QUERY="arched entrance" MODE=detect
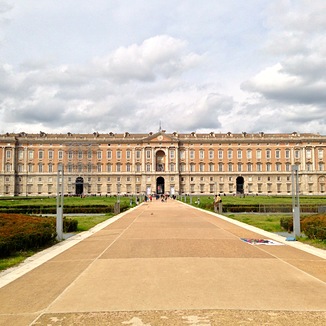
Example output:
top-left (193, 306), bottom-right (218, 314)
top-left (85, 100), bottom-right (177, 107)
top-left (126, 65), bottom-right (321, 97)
top-left (156, 177), bottom-right (165, 194)
top-left (75, 177), bottom-right (84, 195)
top-left (236, 176), bottom-right (244, 194)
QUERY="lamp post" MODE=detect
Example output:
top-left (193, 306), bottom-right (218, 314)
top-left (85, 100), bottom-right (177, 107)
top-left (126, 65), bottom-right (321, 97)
top-left (291, 165), bottom-right (301, 238)
top-left (56, 165), bottom-right (64, 241)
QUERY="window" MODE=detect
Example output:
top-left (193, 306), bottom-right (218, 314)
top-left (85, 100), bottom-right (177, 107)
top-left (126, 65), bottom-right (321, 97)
top-left (28, 164), bottom-right (33, 172)
top-left (247, 163), bottom-right (252, 172)
top-left (190, 164), bottom-right (195, 172)
top-left (38, 163), bottom-right (43, 173)
top-left (88, 150), bottom-right (92, 159)
top-left (318, 149), bottom-right (323, 160)
top-left (106, 164), bottom-right (112, 172)
top-left (318, 162), bottom-right (324, 171)
top-left (237, 163), bottom-right (242, 172)
top-left (218, 163), bottom-right (223, 172)
top-left (116, 164), bottom-right (121, 172)
top-left (237, 150), bottom-right (242, 159)
top-left (199, 163), bottom-right (205, 172)
top-left (126, 150), bottom-right (131, 159)
top-left (266, 163), bottom-right (272, 172)
top-left (18, 164), bottom-right (23, 172)
top-left (97, 151), bottom-right (102, 160)
top-left (48, 150), bottom-right (54, 160)
top-left (48, 164), bottom-right (53, 172)
top-left (295, 149), bottom-right (300, 159)
top-left (256, 150), bottom-right (261, 159)
top-left (136, 164), bottom-right (141, 172)
top-left (285, 163), bottom-right (291, 172)
top-left (170, 164), bottom-right (175, 172)
top-left (97, 164), bottom-right (102, 172)
top-left (87, 163), bottom-right (92, 172)
top-left (146, 164), bottom-right (151, 172)
top-left (276, 163), bottom-right (282, 172)
top-left (306, 162), bottom-right (312, 171)
top-left (189, 150), bottom-right (195, 159)
top-left (256, 163), bottom-right (262, 172)
top-left (266, 149), bottom-right (271, 159)
top-left (218, 150), bottom-right (223, 159)
top-left (58, 151), bottom-right (63, 160)
top-left (126, 163), bottom-right (131, 172)
top-left (228, 163), bottom-right (233, 172)
top-left (77, 163), bottom-right (83, 173)
top-left (107, 150), bottom-right (112, 159)
top-left (78, 150), bottom-right (83, 160)
top-left (306, 149), bottom-right (312, 159)
top-left (199, 150), bottom-right (204, 159)
top-left (179, 150), bottom-right (185, 159)
top-left (285, 149), bottom-right (290, 159)
top-left (18, 149), bottom-right (24, 160)
top-left (275, 149), bottom-right (281, 159)
top-left (209, 150), bottom-right (214, 159)
top-left (5, 163), bottom-right (11, 172)
top-left (227, 149), bottom-right (233, 159)
top-left (209, 163), bottom-right (214, 172)
top-left (6, 149), bottom-right (11, 159)
top-left (67, 164), bottom-right (73, 173)
top-left (28, 150), bottom-right (34, 159)
top-left (246, 150), bottom-right (252, 159)
top-left (136, 150), bottom-right (141, 159)
top-left (68, 151), bottom-right (73, 159)
top-left (170, 150), bottom-right (175, 159)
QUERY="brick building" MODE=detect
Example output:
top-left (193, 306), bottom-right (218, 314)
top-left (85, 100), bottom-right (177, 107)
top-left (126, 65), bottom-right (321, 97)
top-left (0, 131), bottom-right (325, 196)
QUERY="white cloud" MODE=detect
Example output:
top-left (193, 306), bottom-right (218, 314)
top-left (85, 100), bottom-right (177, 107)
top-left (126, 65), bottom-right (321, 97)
top-left (0, 0), bottom-right (325, 135)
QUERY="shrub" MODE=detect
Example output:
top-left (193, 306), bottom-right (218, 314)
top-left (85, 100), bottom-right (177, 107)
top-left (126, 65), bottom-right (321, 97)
top-left (0, 214), bottom-right (56, 258)
top-left (62, 217), bottom-right (78, 232)
top-left (280, 216), bottom-right (293, 232)
top-left (301, 214), bottom-right (326, 240)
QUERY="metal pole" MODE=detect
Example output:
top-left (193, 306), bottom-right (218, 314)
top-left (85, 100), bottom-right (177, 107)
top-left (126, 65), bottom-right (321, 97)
top-left (291, 165), bottom-right (301, 238)
top-left (56, 165), bottom-right (64, 241)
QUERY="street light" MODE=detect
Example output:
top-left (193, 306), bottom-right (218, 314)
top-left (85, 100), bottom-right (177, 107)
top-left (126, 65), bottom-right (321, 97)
top-left (291, 165), bottom-right (301, 238)
top-left (56, 165), bottom-right (64, 241)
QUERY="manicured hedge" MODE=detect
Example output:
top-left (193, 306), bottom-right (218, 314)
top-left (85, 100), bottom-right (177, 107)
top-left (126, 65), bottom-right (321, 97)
top-left (280, 214), bottom-right (326, 240)
top-left (0, 214), bottom-right (56, 258)
top-left (301, 214), bottom-right (326, 240)
top-left (0, 203), bottom-right (130, 215)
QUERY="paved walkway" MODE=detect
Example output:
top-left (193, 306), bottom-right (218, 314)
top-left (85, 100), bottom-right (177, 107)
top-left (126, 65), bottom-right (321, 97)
top-left (0, 200), bottom-right (326, 325)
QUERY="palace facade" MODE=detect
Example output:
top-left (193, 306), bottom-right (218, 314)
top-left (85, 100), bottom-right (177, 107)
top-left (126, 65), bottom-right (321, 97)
top-left (0, 131), bottom-right (325, 197)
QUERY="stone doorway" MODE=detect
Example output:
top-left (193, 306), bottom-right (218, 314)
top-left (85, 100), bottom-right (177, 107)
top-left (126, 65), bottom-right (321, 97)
top-left (75, 177), bottom-right (84, 195)
top-left (156, 176), bottom-right (165, 194)
top-left (236, 176), bottom-right (244, 194)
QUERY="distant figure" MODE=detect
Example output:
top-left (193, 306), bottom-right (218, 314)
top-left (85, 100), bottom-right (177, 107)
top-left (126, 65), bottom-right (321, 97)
top-left (214, 195), bottom-right (222, 212)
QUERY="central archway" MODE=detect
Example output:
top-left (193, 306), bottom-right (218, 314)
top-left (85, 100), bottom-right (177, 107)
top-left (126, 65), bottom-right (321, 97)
top-left (156, 176), bottom-right (165, 194)
top-left (236, 176), bottom-right (244, 194)
top-left (75, 177), bottom-right (84, 195)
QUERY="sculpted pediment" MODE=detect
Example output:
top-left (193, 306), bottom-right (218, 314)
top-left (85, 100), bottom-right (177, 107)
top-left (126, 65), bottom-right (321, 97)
top-left (143, 132), bottom-right (178, 143)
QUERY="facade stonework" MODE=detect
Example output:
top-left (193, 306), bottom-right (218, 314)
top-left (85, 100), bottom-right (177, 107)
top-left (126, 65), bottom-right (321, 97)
top-left (0, 131), bottom-right (325, 196)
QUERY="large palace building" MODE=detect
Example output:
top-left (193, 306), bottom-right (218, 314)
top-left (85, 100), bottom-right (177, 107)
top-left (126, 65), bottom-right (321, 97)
top-left (0, 131), bottom-right (325, 197)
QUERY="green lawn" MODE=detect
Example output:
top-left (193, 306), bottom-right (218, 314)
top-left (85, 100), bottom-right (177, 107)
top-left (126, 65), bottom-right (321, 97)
top-left (73, 214), bottom-right (115, 231)
top-left (184, 194), bottom-right (326, 206)
top-left (225, 213), bottom-right (285, 233)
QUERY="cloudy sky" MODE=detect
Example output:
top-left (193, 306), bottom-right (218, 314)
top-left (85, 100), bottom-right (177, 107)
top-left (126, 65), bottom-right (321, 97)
top-left (0, 0), bottom-right (325, 135)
